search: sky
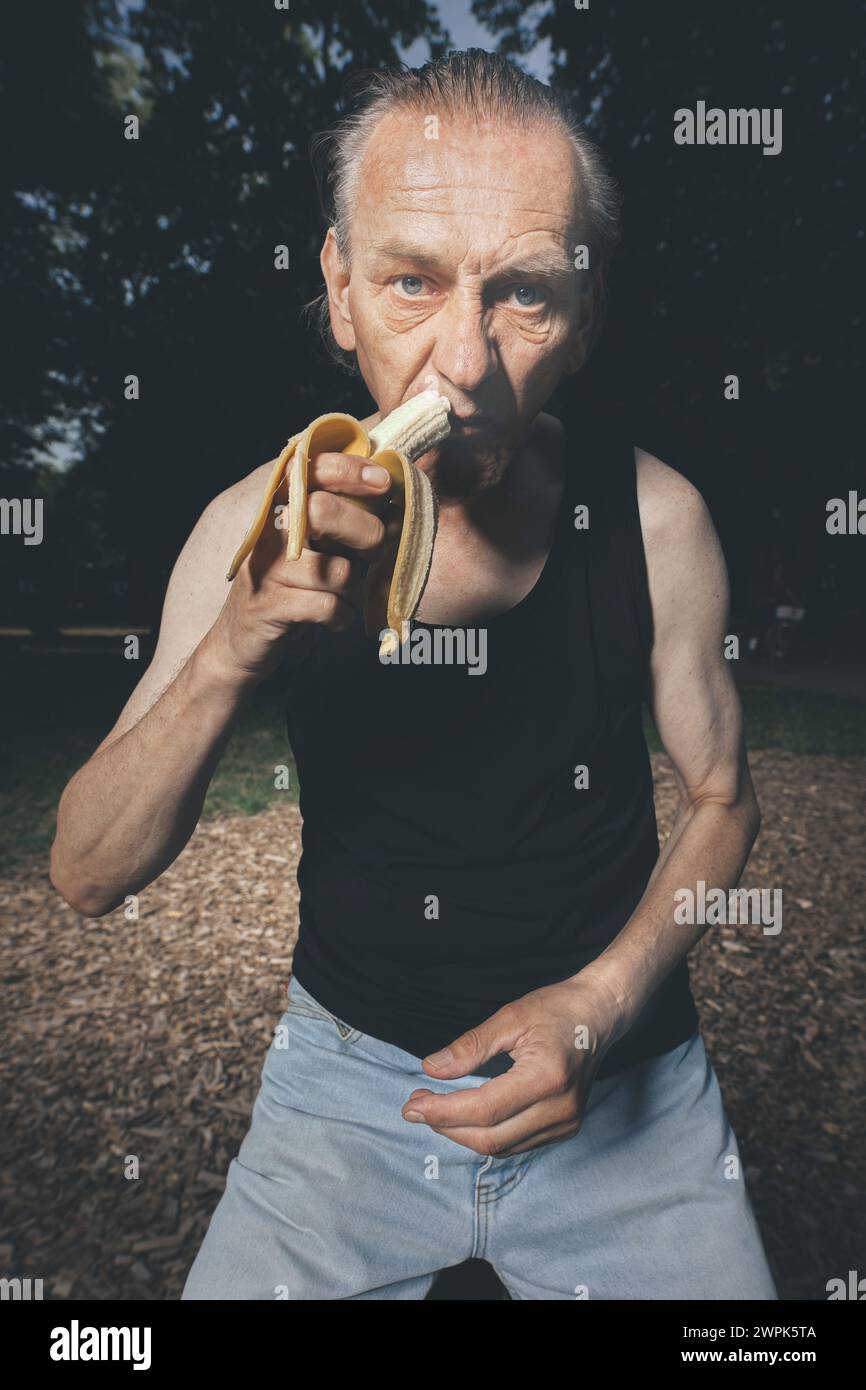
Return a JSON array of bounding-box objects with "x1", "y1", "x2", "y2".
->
[{"x1": 402, "y1": 0, "x2": 554, "y2": 80}]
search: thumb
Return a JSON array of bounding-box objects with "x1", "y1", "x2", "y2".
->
[{"x1": 422, "y1": 1008, "x2": 518, "y2": 1078}]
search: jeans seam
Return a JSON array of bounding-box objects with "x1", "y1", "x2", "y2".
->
[
  {"x1": 472, "y1": 1157, "x2": 494, "y2": 1257},
  {"x1": 288, "y1": 998, "x2": 361, "y2": 1042}
]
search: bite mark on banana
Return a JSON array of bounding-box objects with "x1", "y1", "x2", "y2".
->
[{"x1": 226, "y1": 390, "x2": 451, "y2": 657}]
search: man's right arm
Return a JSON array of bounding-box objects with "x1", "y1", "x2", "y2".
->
[{"x1": 49, "y1": 450, "x2": 392, "y2": 916}]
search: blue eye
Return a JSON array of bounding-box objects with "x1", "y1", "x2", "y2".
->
[
  {"x1": 512, "y1": 285, "x2": 544, "y2": 307},
  {"x1": 398, "y1": 276, "x2": 425, "y2": 296}
]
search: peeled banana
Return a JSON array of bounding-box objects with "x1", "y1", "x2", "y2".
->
[{"x1": 226, "y1": 390, "x2": 452, "y2": 657}]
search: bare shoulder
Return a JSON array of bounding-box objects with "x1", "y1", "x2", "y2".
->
[
  {"x1": 152, "y1": 455, "x2": 281, "y2": 628},
  {"x1": 91, "y1": 457, "x2": 279, "y2": 750},
  {"x1": 201, "y1": 456, "x2": 284, "y2": 559},
  {"x1": 161, "y1": 452, "x2": 285, "y2": 630},
  {"x1": 634, "y1": 446, "x2": 712, "y2": 547},
  {"x1": 634, "y1": 446, "x2": 728, "y2": 631}
]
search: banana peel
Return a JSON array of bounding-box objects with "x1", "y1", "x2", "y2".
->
[{"x1": 226, "y1": 390, "x2": 451, "y2": 657}]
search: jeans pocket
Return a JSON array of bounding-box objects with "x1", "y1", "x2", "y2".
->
[{"x1": 286, "y1": 977, "x2": 360, "y2": 1042}]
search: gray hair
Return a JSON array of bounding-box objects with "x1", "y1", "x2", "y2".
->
[{"x1": 303, "y1": 48, "x2": 621, "y2": 376}]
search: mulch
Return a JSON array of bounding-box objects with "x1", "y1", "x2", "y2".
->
[{"x1": 1, "y1": 750, "x2": 863, "y2": 1301}]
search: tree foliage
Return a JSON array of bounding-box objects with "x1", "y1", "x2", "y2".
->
[
  {"x1": 478, "y1": 0, "x2": 864, "y2": 624},
  {"x1": 1, "y1": 0, "x2": 862, "y2": 641}
]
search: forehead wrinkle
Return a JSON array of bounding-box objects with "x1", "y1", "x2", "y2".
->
[
  {"x1": 385, "y1": 179, "x2": 573, "y2": 214},
  {"x1": 355, "y1": 125, "x2": 583, "y2": 259},
  {"x1": 360, "y1": 109, "x2": 582, "y2": 194},
  {"x1": 385, "y1": 197, "x2": 573, "y2": 227}
]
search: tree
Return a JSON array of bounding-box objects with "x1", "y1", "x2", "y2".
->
[
  {"x1": 477, "y1": 0, "x2": 864, "y2": 631},
  {"x1": 2, "y1": 0, "x2": 449, "y2": 623}
]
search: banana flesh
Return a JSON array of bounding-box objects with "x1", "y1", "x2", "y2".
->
[{"x1": 226, "y1": 390, "x2": 451, "y2": 657}]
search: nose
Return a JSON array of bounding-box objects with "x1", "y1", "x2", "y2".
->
[{"x1": 430, "y1": 294, "x2": 498, "y2": 395}]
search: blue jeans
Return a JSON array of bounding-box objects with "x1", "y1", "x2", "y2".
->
[{"x1": 182, "y1": 975, "x2": 778, "y2": 1300}]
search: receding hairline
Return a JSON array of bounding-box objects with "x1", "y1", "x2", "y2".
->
[{"x1": 341, "y1": 106, "x2": 587, "y2": 269}]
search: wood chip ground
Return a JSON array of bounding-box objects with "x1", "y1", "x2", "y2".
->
[{"x1": 1, "y1": 751, "x2": 863, "y2": 1300}]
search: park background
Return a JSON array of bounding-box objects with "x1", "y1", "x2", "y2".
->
[{"x1": 1, "y1": 0, "x2": 864, "y2": 1300}]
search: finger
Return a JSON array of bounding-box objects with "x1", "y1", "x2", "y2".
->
[
  {"x1": 495, "y1": 1120, "x2": 580, "y2": 1157},
  {"x1": 260, "y1": 584, "x2": 357, "y2": 632},
  {"x1": 306, "y1": 489, "x2": 387, "y2": 558},
  {"x1": 426, "y1": 1098, "x2": 580, "y2": 1158},
  {"x1": 248, "y1": 526, "x2": 364, "y2": 603},
  {"x1": 403, "y1": 1062, "x2": 564, "y2": 1130},
  {"x1": 269, "y1": 549, "x2": 362, "y2": 600},
  {"x1": 244, "y1": 476, "x2": 290, "y2": 570},
  {"x1": 420, "y1": 1006, "x2": 527, "y2": 1080},
  {"x1": 309, "y1": 508, "x2": 402, "y2": 567},
  {"x1": 309, "y1": 453, "x2": 393, "y2": 498},
  {"x1": 245, "y1": 456, "x2": 390, "y2": 572}
]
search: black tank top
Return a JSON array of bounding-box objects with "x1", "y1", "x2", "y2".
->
[{"x1": 285, "y1": 408, "x2": 698, "y2": 1080}]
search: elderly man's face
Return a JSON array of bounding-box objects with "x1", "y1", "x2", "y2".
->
[{"x1": 322, "y1": 110, "x2": 590, "y2": 466}]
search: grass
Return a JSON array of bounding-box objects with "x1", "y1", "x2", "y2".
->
[
  {"x1": 644, "y1": 683, "x2": 866, "y2": 757},
  {"x1": 1, "y1": 644, "x2": 863, "y2": 873},
  {"x1": 0, "y1": 647, "x2": 296, "y2": 873}
]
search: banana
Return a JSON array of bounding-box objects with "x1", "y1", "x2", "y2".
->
[{"x1": 226, "y1": 390, "x2": 452, "y2": 657}]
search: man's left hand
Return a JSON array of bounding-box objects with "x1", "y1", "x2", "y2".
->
[{"x1": 401, "y1": 972, "x2": 626, "y2": 1156}]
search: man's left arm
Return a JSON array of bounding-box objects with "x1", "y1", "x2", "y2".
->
[
  {"x1": 400, "y1": 451, "x2": 760, "y2": 1155},
  {"x1": 579, "y1": 449, "x2": 761, "y2": 1031}
]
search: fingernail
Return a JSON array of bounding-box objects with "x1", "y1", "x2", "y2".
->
[
  {"x1": 403, "y1": 1109, "x2": 425, "y2": 1122},
  {"x1": 425, "y1": 1047, "x2": 453, "y2": 1069},
  {"x1": 362, "y1": 464, "x2": 390, "y2": 486}
]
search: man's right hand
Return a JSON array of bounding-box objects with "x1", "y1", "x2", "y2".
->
[{"x1": 210, "y1": 451, "x2": 394, "y2": 684}]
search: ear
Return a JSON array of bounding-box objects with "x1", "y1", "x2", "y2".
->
[{"x1": 320, "y1": 228, "x2": 356, "y2": 353}]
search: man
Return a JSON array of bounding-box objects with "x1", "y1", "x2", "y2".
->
[{"x1": 50, "y1": 50, "x2": 778, "y2": 1300}]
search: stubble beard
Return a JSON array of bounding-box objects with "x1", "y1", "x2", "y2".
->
[{"x1": 424, "y1": 436, "x2": 514, "y2": 503}]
